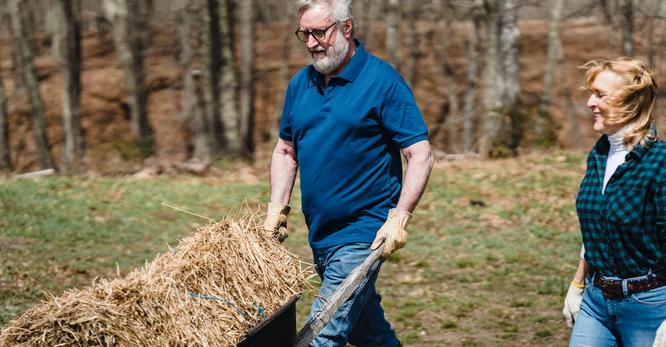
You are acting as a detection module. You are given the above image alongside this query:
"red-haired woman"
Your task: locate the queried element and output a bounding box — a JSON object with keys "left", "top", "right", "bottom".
{"left": 562, "top": 57, "right": 666, "bottom": 346}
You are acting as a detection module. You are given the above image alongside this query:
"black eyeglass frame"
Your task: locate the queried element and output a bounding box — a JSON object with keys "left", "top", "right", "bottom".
{"left": 294, "top": 22, "right": 338, "bottom": 43}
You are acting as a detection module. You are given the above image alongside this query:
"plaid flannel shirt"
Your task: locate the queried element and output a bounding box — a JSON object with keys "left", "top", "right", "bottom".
{"left": 576, "top": 136, "right": 666, "bottom": 278}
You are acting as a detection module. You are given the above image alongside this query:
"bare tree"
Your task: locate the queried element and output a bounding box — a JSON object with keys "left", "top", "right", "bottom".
{"left": 404, "top": 1, "right": 420, "bottom": 86}
{"left": 598, "top": 0, "right": 618, "bottom": 53}
{"left": 200, "top": 0, "right": 224, "bottom": 154}
{"left": 102, "top": 0, "right": 154, "bottom": 151}
{"left": 56, "top": 0, "right": 84, "bottom": 174}
{"left": 462, "top": 0, "right": 483, "bottom": 152}
{"left": 9, "top": 0, "right": 54, "bottom": 169}
{"left": 620, "top": 0, "right": 633, "bottom": 56}
{"left": 0, "top": 58, "right": 9, "bottom": 171}
{"left": 238, "top": 0, "right": 254, "bottom": 156}
{"left": 362, "top": 0, "right": 381, "bottom": 49}
{"left": 645, "top": 0, "right": 661, "bottom": 67}
{"left": 180, "top": 0, "right": 212, "bottom": 161}
{"left": 219, "top": 0, "right": 242, "bottom": 155}
{"left": 385, "top": 0, "right": 400, "bottom": 69}
{"left": 272, "top": 0, "right": 293, "bottom": 139}
{"left": 535, "top": 0, "right": 564, "bottom": 147}
{"left": 480, "top": 0, "right": 522, "bottom": 157}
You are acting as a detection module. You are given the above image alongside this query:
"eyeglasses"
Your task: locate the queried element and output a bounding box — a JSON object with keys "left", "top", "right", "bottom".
{"left": 294, "top": 22, "right": 337, "bottom": 42}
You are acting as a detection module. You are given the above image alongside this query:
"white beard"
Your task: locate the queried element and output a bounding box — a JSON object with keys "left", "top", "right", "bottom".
{"left": 309, "top": 29, "right": 349, "bottom": 75}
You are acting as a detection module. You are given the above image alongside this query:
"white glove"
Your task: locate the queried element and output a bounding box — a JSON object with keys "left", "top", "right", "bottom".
{"left": 654, "top": 320, "right": 666, "bottom": 347}
{"left": 562, "top": 282, "right": 584, "bottom": 328}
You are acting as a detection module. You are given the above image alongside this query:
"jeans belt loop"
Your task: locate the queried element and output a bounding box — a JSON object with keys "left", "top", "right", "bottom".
{"left": 621, "top": 279, "right": 629, "bottom": 297}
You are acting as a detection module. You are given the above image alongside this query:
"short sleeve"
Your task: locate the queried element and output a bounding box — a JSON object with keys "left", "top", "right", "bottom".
{"left": 379, "top": 78, "right": 429, "bottom": 148}
{"left": 279, "top": 83, "right": 294, "bottom": 142}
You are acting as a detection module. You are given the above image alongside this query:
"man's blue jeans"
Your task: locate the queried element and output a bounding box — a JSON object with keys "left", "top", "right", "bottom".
{"left": 308, "top": 242, "right": 400, "bottom": 347}
{"left": 569, "top": 273, "right": 666, "bottom": 346}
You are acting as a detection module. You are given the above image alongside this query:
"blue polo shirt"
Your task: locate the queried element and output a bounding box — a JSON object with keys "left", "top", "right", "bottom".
{"left": 279, "top": 40, "right": 429, "bottom": 248}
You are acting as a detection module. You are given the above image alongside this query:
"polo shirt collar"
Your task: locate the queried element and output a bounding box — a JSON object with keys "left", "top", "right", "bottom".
{"left": 306, "top": 39, "right": 367, "bottom": 88}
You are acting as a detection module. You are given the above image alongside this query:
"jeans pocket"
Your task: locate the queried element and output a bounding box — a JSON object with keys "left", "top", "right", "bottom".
{"left": 630, "top": 285, "right": 666, "bottom": 305}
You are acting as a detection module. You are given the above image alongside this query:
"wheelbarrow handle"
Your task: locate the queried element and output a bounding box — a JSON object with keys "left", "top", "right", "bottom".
{"left": 294, "top": 242, "right": 385, "bottom": 347}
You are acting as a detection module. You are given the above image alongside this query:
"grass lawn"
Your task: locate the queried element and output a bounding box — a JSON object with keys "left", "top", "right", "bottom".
{"left": 0, "top": 151, "right": 587, "bottom": 346}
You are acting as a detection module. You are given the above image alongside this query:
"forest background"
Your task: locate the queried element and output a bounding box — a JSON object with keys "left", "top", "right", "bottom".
{"left": 2, "top": 0, "right": 666, "bottom": 346}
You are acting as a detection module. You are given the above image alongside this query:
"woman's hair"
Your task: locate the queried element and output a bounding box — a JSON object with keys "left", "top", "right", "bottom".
{"left": 582, "top": 57, "right": 658, "bottom": 147}
{"left": 295, "top": 0, "right": 353, "bottom": 29}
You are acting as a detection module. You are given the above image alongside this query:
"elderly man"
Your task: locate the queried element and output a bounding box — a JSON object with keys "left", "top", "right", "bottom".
{"left": 263, "top": 0, "right": 433, "bottom": 345}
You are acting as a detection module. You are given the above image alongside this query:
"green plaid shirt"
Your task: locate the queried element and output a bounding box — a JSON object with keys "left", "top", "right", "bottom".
{"left": 576, "top": 136, "right": 666, "bottom": 278}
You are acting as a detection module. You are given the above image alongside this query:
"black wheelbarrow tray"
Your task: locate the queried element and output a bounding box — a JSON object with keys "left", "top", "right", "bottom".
{"left": 237, "top": 242, "right": 384, "bottom": 347}
{"left": 237, "top": 294, "right": 300, "bottom": 347}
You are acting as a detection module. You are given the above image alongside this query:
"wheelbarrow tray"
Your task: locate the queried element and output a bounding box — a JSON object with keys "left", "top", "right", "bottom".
{"left": 237, "top": 294, "right": 300, "bottom": 347}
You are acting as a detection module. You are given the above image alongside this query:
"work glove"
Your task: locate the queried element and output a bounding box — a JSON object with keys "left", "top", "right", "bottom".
{"left": 562, "top": 282, "right": 584, "bottom": 328}
{"left": 371, "top": 208, "right": 411, "bottom": 259}
{"left": 654, "top": 320, "right": 666, "bottom": 347}
{"left": 263, "top": 202, "right": 290, "bottom": 242}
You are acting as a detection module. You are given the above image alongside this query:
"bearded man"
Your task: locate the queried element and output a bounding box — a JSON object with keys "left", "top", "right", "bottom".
{"left": 263, "top": 0, "right": 433, "bottom": 345}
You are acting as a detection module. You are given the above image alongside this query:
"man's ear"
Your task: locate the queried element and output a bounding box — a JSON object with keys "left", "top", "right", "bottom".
{"left": 343, "top": 18, "right": 353, "bottom": 38}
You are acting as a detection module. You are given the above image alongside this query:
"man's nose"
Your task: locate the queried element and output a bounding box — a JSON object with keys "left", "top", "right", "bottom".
{"left": 306, "top": 34, "right": 319, "bottom": 49}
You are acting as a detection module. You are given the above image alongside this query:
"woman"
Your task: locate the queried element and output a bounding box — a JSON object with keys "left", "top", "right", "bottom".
{"left": 562, "top": 57, "right": 666, "bottom": 346}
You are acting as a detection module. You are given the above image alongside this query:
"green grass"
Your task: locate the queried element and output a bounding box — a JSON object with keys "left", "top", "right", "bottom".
{"left": 0, "top": 151, "right": 587, "bottom": 345}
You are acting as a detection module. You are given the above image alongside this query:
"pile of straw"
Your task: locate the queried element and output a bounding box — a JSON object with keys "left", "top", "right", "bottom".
{"left": 0, "top": 215, "right": 313, "bottom": 346}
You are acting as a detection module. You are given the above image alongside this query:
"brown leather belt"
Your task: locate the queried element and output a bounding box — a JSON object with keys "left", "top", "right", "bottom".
{"left": 594, "top": 272, "right": 666, "bottom": 299}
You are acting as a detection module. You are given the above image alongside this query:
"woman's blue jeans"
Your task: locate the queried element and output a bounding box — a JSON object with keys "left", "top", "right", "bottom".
{"left": 569, "top": 273, "right": 666, "bottom": 346}
{"left": 307, "top": 242, "right": 400, "bottom": 347}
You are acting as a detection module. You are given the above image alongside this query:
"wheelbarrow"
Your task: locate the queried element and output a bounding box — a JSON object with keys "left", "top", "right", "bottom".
{"left": 236, "top": 243, "right": 385, "bottom": 347}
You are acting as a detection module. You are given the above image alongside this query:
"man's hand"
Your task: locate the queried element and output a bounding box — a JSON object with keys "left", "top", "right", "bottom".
{"left": 371, "top": 208, "right": 411, "bottom": 259}
{"left": 562, "top": 282, "right": 584, "bottom": 328}
{"left": 263, "top": 202, "right": 291, "bottom": 242}
{"left": 654, "top": 320, "right": 666, "bottom": 347}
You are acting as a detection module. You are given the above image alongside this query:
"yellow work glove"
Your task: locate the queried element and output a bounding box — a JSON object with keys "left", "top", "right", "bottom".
{"left": 263, "top": 202, "right": 290, "bottom": 242}
{"left": 562, "top": 282, "right": 584, "bottom": 328}
{"left": 654, "top": 320, "right": 666, "bottom": 347}
{"left": 371, "top": 208, "right": 411, "bottom": 259}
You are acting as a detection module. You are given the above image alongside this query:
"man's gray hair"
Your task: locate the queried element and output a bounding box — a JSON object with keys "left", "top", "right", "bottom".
{"left": 295, "top": 0, "right": 353, "bottom": 23}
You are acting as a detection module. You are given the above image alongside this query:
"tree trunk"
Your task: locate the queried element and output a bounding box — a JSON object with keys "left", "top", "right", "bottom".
{"left": 238, "top": 0, "right": 254, "bottom": 157}
{"left": 462, "top": 0, "right": 483, "bottom": 152}
{"left": 103, "top": 0, "right": 153, "bottom": 152}
{"left": 598, "top": 0, "right": 618, "bottom": 53}
{"left": 481, "top": 0, "right": 522, "bottom": 157}
{"left": 201, "top": 0, "right": 223, "bottom": 154}
{"left": 535, "top": 0, "right": 564, "bottom": 147}
{"left": 180, "top": 0, "right": 212, "bottom": 161}
{"left": 620, "top": 0, "right": 633, "bottom": 56}
{"left": 385, "top": 0, "right": 400, "bottom": 69}
{"left": 646, "top": 0, "right": 661, "bottom": 68}
{"left": 480, "top": 0, "right": 502, "bottom": 156}
{"left": 404, "top": 1, "right": 419, "bottom": 86}
{"left": 430, "top": 0, "right": 459, "bottom": 153}
{"left": 0, "top": 58, "right": 10, "bottom": 171}
{"left": 272, "top": 1, "right": 292, "bottom": 140}
{"left": 58, "top": 0, "right": 84, "bottom": 174}
{"left": 219, "top": 0, "right": 242, "bottom": 155}
{"left": 363, "top": 0, "right": 380, "bottom": 49}
{"left": 9, "top": 0, "right": 54, "bottom": 169}
{"left": 46, "top": 0, "right": 64, "bottom": 59}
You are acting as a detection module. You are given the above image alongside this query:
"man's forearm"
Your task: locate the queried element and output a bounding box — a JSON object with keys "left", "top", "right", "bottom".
{"left": 396, "top": 141, "right": 434, "bottom": 213}
{"left": 269, "top": 145, "right": 298, "bottom": 205}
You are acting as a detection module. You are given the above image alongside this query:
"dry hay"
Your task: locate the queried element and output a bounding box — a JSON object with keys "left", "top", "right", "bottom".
{"left": 0, "top": 215, "right": 314, "bottom": 346}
